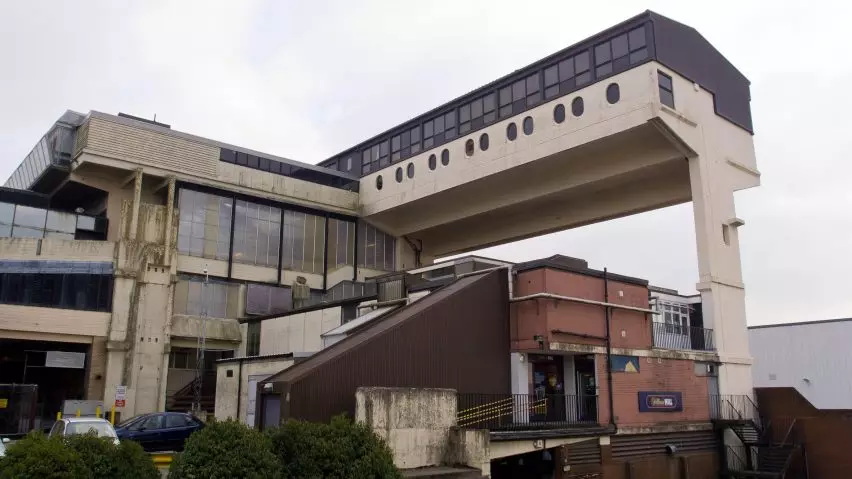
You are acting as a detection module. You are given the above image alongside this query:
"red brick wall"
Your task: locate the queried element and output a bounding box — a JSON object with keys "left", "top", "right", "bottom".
{"left": 597, "top": 354, "right": 710, "bottom": 426}
{"left": 610, "top": 309, "right": 653, "bottom": 349}
{"left": 511, "top": 268, "right": 652, "bottom": 351}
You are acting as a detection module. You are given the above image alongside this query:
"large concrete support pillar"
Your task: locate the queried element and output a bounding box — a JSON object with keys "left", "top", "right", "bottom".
{"left": 688, "top": 154, "right": 752, "bottom": 397}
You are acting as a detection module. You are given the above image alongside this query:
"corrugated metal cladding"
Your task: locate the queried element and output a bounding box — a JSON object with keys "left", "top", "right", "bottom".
{"left": 611, "top": 430, "right": 717, "bottom": 459}
{"left": 264, "top": 270, "right": 510, "bottom": 423}
{"left": 565, "top": 439, "right": 601, "bottom": 465}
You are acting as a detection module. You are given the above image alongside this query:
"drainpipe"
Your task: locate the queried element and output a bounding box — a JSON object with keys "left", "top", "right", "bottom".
{"left": 604, "top": 268, "right": 615, "bottom": 428}
{"left": 235, "top": 359, "right": 243, "bottom": 423}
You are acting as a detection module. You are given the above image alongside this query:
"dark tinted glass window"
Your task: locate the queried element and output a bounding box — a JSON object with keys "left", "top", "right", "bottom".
{"left": 166, "top": 415, "right": 190, "bottom": 428}
{"left": 606, "top": 83, "right": 620, "bottom": 104}
{"left": 465, "top": 139, "right": 474, "bottom": 157}
{"left": 506, "top": 122, "right": 517, "bottom": 141}
{"left": 441, "top": 149, "right": 449, "bottom": 166}
{"left": 0, "top": 272, "right": 113, "bottom": 312}
{"left": 553, "top": 104, "right": 566, "bottom": 124}
{"left": 407, "top": 163, "right": 414, "bottom": 179}
{"left": 376, "top": 175, "right": 383, "bottom": 190}
{"left": 428, "top": 154, "right": 437, "bottom": 170}
{"left": 572, "top": 97, "right": 585, "bottom": 117}
{"left": 479, "top": 133, "right": 489, "bottom": 151}
{"left": 522, "top": 116, "right": 534, "bottom": 135}
{"left": 247, "top": 155, "right": 259, "bottom": 169}
{"left": 658, "top": 71, "right": 675, "bottom": 108}
{"left": 395, "top": 167, "right": 403, "bottom": 183}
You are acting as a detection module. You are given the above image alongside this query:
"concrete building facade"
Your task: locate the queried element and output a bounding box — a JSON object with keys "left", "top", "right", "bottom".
{"left": 1, "top": 11, "right": 758, "bottom": 460}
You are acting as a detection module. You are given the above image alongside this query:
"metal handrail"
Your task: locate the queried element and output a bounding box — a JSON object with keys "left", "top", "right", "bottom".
{"left": 726, "top": 445, "right": 749, "bottom": 472}
{"left": 780, "top": 418, "right": 797, "bottom": 447}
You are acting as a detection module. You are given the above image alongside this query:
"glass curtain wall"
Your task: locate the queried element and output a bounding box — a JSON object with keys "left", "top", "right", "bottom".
{"left": 357, "top": 220, "right": 396, "bottom": 272}
{"left": 176, "top": 189, "right": 233, "bottom": 260}
{"left": 232, "top": 200, "right": 281, "bottom": 268}
{"left": 281, "top": 210, "right": 325, "bottom": 275}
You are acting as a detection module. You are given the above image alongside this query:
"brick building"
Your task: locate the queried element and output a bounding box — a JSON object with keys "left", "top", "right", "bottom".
{"left": 216, "top": 254, "right": 725, "bottom": 478}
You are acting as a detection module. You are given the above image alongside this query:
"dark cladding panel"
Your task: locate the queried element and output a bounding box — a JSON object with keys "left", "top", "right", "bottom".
{"left": 650, "top": 13, "right": 753, "bottom": 133}
{"left": 265, "top": 270, "right": 510, "bottom": 424}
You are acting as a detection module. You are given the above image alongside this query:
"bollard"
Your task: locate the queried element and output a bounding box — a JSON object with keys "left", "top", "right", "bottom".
{"left": 76, "top": 409, "right": 81, "bottom": 417}
{"left": 56, "top": 411, "right": 62, "bottom": 420}
{"left": 96, "top": 406, "right": 102, "bottom": 418}
{"left": 110, "top": 405, "right": 116, "bottom": 425}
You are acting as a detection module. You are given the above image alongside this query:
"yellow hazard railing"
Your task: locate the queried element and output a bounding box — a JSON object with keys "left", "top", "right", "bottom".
{"left": 457, "top": 395, "right": 548, "bottom": 428}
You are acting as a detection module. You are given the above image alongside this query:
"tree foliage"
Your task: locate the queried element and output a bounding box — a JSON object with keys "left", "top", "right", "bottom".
{"left": 169, "top": 419, "right": 282, "bottom": 479}
{"left": 0, "top": 433, "right": 89, "bottom": 479}
{"left": 268, "top": 415, "right": 401, "bottom": 479}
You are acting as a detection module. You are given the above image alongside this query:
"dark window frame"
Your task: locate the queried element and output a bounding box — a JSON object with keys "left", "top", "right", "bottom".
{"left": 318, "top": 23, "right": 652, "bottom": 177}
{"left": 658, "top": 71, "right": 675, "bottom": 108}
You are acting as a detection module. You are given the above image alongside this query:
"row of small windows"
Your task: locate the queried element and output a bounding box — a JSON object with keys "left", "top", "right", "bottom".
{"left": 326, "top": 25, "right": 650, "bottom": 177}
{"left": 376, "top": 82, "right": 633, "bottom": 188}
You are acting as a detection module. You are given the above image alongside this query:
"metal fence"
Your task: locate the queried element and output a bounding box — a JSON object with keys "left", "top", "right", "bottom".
{"left": 0, "top": 384, "right": 37, "bottom": 436}
{"left": 457, "top": 393, "right": 598, "bottom": 431}
{"left": 651, "top": 322, "right": 715, "bottom": 351}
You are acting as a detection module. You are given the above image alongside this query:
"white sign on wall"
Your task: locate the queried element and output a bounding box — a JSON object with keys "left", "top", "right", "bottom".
{"left": 45, "top": 351, "right": 85, "bottom": 369}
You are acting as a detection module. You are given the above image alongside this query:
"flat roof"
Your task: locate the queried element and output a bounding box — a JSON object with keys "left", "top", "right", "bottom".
{"left": 749, "top": 318, "right": 852, "bottom": 330}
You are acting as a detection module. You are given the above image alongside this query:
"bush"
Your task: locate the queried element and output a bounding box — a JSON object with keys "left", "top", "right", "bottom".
{"left": 0, "top": 433, "right": 88, "bottom": 479}
{"left": 268, "top": 415, "right": 401, "bottom": 479}
{"left": 64, "top": 434, "right": 159, "bottom": 479}
{"left": 169, "top": 419, "right": 281, "bottom": 479}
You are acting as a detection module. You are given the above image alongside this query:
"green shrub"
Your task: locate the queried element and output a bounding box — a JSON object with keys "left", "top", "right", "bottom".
{"left": 0, "top": 432, "right": 88, "bottom": 479}
{"left": 64, "top": 434, "right": 159, "bottom": 479}
{"left": 268, "top": 415, "right": 401, "bottom": 479}
{"left": 169, "top": 419, "right": 281, "bottom": 479}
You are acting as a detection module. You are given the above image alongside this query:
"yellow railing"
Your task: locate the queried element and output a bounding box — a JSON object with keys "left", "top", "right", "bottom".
{"left": 457, "top": 396, "right": 547, "bottom": 428}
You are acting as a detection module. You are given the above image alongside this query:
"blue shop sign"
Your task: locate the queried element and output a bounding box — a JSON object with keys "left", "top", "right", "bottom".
{"left": 638, "top": 391, "right": 683, "bottom": 412}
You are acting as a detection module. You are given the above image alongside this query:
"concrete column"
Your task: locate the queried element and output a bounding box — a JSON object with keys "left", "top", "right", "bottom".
{"left": 127, "top": 168, "right": 143, "bottom": 241}
{"left": 688, "top": 154, "right": 752, "bottom": 397}
{"left": 162, "top": 176, "right": 176, "bottom": 266}
{"left": 86, "top": 337, "right": 107, "bottom": 400}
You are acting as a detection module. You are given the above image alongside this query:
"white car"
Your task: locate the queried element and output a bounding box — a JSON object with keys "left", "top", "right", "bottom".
{"left": 48, "top": 418, "right": 119, "bottom": 445}
{"left": 0, "top": 437, "right": 9, "bottom": 457}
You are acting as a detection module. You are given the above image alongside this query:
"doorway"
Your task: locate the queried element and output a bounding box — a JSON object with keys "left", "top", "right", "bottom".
{"left": 529, "top": 355, "right": 565, "bottom": 423}
{"left": 574, "top": 355, "right": 597, "bottom": 422}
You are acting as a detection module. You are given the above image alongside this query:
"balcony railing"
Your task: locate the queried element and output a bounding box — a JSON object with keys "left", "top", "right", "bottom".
{"left": 457, "top": 393, "right": 598, "bottom": 431}
{"left": 651, "top": 322, "right": 715, "bottom": 351}
{"left": 710, "top": 394, "right": 761, "bottom": 426}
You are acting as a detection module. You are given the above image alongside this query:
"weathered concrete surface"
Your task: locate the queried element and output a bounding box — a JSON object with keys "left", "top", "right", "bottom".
{"left": 215, "top": 356, "right": 294, "bottom": 423}
{"left": 356, "top": 387, "right": 458, "bottom": 470}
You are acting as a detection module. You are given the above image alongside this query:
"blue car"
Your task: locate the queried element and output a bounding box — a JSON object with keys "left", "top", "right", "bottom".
{"left": 114, "top": 412, "right": 204, "bottom": 452}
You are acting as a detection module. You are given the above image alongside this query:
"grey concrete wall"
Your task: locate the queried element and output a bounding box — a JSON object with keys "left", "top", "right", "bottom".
{"left": 356, "top": 387, "right": 458, "bottom": 470}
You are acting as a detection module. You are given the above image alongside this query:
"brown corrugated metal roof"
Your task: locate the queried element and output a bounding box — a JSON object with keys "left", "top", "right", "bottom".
{"left": 262, "top": 273, "right": 483, "bottom": 386}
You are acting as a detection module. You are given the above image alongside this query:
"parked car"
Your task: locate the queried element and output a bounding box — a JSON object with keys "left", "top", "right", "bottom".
{"left": 48, "top": 418, "right": 119, "bottom": 445}
{"left": 0, "top": 437, "right": 9, "bottom": 457}
{"left": 114, "top": 412, "right": 204, "bottom": 452}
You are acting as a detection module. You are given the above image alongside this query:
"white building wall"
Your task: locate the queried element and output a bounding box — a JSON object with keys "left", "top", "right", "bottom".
{"left": 750, "top": 320, "right": 852, "bottom": 409}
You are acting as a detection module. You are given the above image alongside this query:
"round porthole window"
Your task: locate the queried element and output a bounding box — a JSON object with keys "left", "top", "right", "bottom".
{"left": 376, "top": 175, "right": 383, "bottom": 190}
{"left": 506, "top": 122, "right": 517, "bottom": 141}
{"left": 441, "top": 149, "right": 450, "bottom": 166}
{"left": 395, "top": 167, "right": 403, "bottom": 183}
{"left": 553, "top": 104, "right": 566, "bottom": 124}
{"left": 571, "top": 97, "right": 585, "bottom": 117}
{"left": 522, "top": 116, "right": 534, "bottom": 135}
{"left": 428, "top": 154, "right": 437, "bottom": 170}
{"left": 465, "top": 139, "right": 475, "bottom": 157}
{"left": 479, "top": 133, "right": 489, "bottom": 151}
{"left": 407, "top": 163, "right": 414, "bottom": 179}
{"left": 606, "top": 83, "right": 620, "bottom": 104}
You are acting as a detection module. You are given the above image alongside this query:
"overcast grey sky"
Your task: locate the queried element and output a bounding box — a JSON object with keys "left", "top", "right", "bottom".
{"left": 1, "top": 1, "right": 850, "bottom": 325}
